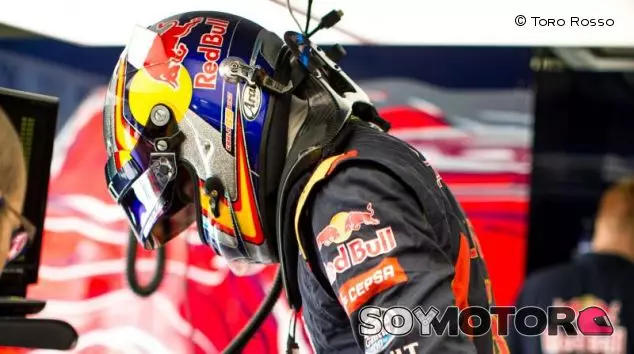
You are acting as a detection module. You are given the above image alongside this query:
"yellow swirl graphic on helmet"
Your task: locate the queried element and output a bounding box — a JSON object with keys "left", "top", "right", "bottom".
{"left": 113, "top": 57, "right": 139, "bottom": 153}
{"left": 128, "top": 65, "right": 193, "bottom": 126}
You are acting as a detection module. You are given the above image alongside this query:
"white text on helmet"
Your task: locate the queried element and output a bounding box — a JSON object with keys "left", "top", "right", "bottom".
{"left": 194, "top": 18, "right": 230, "bottom": 90}
{"left": 224, "top": 92, "right": 234, "bottom": 153}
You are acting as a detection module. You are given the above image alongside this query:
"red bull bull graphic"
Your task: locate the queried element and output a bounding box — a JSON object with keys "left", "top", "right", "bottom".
{"left": 325, "top": 227, "right": 397, "bottom": 284}
{"left": 194, "top": 18, "right": 230, "bottom": 90}
{"left": 315, "top": 203, "right": 380, "bottom": 250}
{"left": 145, "top": 17, "right": 204, "bottom": 89}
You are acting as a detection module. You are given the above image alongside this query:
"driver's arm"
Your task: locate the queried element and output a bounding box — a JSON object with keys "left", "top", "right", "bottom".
{"left": 308, "top": 164, "right": 478, "bottom": 353}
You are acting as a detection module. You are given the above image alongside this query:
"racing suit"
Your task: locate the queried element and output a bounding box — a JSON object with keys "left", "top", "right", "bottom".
{"left": 289, "top": 120, "right": 509, "bottom": 353}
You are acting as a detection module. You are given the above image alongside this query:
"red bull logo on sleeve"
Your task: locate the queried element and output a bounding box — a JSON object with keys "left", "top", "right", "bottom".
{"left": 315, "top": 203, "right": 380, "bottom": 250}
{"left": 324, "top": 227, "right": 397, "bottom": 284}
{"left": 194, "top": 18, "right": 230, "bottom": 90}
{"left": 145, "top": 17, "right": 204, "bottom": 89}
{"left": 314, "top": 203, "right": 397, "bottom": 284}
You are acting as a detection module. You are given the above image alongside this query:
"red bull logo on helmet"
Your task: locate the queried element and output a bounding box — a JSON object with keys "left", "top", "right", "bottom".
{"left": 194, "top": 18, "right": 230, "bottom": 90}
{"left": 315, "top": 203, "right": 381, "bottom": 250}
{"left": 145, "top": 17, "right": 204, "bottom": 89}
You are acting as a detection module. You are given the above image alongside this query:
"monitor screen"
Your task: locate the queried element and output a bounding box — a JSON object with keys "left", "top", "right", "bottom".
{"left": 528, "top": 50, "right": 634, "bottom": 274}
{"left": 0, "top": 87, "right": 58, "bottom": 291}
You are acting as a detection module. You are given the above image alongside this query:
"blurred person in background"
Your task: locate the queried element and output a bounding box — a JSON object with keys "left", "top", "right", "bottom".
{"left": 0, "top": 106, "right": 28, "bottom": 271}
{"left": 509, "top": 176, "right": 634, "bottom": 354}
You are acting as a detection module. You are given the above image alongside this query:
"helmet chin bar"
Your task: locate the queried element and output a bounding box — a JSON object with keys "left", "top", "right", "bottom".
{"left": 174, "top": 112, "right": 239, "bottom": 253}
{"left": 154, "top": 104, "right": 264, "bottom": 259}
{"left": 202, "top": 175, "right": 261, "bottom": 260}
{"left": 202, "top": 174, "right": 250, "bottom": 256}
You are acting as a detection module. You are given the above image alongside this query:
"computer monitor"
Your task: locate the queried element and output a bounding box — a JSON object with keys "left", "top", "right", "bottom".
{"left": 0, "top": 87, "right": 58, "bottom": 294}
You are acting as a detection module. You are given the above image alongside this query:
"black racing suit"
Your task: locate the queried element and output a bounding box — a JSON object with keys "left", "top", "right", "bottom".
{"left": 290, "top": 121, "right": 508, "bottom": 354}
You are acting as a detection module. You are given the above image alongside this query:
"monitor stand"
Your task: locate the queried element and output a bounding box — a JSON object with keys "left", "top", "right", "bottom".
{"left": 0, "top": 287, "right": 78, "bottom": 350}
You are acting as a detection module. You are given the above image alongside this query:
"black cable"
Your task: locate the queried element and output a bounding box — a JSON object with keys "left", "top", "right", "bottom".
{"left": 304, "top": 0, "right": 313, "bottom": 34}
{"left": 125, "top": 229, "right": 166, "bottom": 297}
{"left": 306, "top": 10, "right": 344, "bottom": 38}
{"left": 124, "top": 226, "right": 282, "bottom": 351}
{"left": 221, "top": 268, "right": 283, "bottom": 354}
{"left": 124, "top": 187, "right": 281, "bottom": 350}
{"left": 286, "top": 310, "right": 299, "bottom": 354}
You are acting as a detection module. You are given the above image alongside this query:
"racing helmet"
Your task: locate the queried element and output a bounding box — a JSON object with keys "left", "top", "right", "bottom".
{"left": 103, "top": 11, "right": 372, "bottom": 270}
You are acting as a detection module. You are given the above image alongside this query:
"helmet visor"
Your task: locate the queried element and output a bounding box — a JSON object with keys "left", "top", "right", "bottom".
{"left": 106, "top": 151, "right": 195, "bottom": 249}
